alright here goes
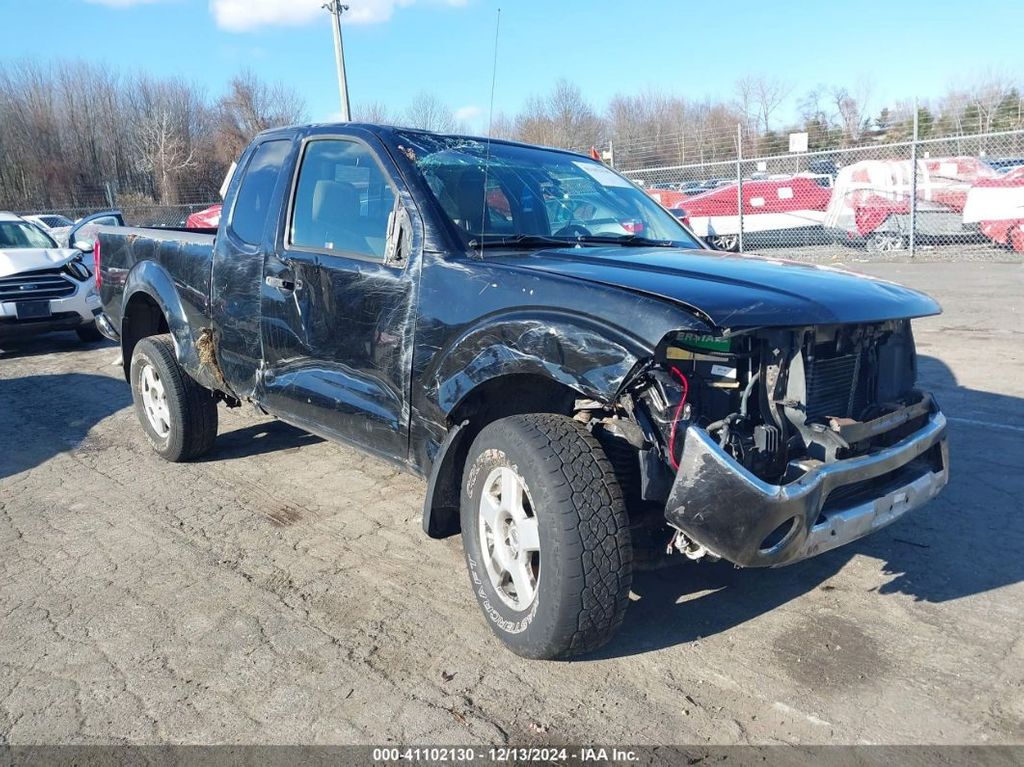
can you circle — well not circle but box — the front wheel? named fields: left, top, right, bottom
left=460, top=414, right=632, bottom=660
left=710, top=233, right=740, bottom=252
left=130, top=334, right=218, bottom=462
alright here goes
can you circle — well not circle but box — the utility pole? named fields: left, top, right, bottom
left=323, top=2, right=351, bottom=121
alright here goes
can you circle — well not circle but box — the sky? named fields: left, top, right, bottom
left=1, top=0, right=1021, bottom=132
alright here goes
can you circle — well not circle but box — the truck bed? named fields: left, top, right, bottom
left=96, top=225, right=218, bottom=379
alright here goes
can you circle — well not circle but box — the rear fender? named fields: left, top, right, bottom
left=121, top=261, right=216, bottom=389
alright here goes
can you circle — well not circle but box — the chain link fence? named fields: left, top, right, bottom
left=621, top=127, right=1024, bottom=260
left=10, top=126, right=1024, bottom=262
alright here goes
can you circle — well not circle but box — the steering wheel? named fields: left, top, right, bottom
left=554, top=223, right=592, bottom=238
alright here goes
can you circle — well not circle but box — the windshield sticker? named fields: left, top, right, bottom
left=572, top=161, right=632, bottom=188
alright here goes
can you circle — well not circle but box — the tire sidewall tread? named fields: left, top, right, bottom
left=461, top=413, right=632, bottom=660
left=129, top=334, right=217, bottom=462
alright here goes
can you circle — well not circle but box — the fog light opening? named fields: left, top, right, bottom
left=759, top=516, right=799, bottom=554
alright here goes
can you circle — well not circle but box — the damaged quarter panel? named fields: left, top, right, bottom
left=409, top=256, right=711, bottom=468
left=101, top=228, right=218, bottom=389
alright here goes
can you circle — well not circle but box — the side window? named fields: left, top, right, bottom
left=290, top=139, right=396, bottom=259
left=229, top=139, right=291, bottom=246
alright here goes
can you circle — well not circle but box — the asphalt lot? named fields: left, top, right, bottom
left=1, top=259, right=1022, bottom=746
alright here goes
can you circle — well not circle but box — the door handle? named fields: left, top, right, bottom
left=265, top=275, right=299, bottom=292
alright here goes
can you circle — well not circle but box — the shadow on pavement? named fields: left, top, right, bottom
left=597, top=355, right=1024, bottom=658
left=0, top=331, right=116, bottom=360
left=0, top=372, right=132, bottom=480
left=206, top=420, right=324, bottom=461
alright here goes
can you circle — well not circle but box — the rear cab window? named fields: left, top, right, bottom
left=228, top=139, right=292, bottom=246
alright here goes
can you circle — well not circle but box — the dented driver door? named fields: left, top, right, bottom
left=259, top=133, right=416, bottom=464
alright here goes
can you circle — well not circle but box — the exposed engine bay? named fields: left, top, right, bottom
left=581, top=319, right=945, bottom=567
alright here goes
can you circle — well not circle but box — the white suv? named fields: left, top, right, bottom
left=0, top=211, right=118, bottom=344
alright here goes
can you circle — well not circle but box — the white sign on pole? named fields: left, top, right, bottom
left=788, top=132, right=809, bottom=153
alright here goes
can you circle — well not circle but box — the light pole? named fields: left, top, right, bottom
left=323, top=2, right=351, bottom=121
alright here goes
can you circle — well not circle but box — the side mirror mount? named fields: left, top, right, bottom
left=74, top=239, right=95, bottom=253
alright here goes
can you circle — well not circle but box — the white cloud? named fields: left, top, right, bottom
left=211, top=0, right=467, bottom=32
left=454, top=105, right=482, bottom=123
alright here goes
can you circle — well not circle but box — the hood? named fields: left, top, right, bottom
left=486, top=247, right=940, bottom=328
left=0, top=248, right=81, bottom=279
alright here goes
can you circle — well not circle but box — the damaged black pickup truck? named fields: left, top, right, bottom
left=95, top=124, right=949, bottom=659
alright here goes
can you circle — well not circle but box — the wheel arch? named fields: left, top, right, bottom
left=419, top=307, right=709, bottom=539
left=422, top=373, right=587, bottom=539
left=120, top=261, right=212, bottom=388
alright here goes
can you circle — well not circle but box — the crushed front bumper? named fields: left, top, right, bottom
left=664, top=403, right=948, bottom=568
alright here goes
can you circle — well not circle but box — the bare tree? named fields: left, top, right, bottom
left=215, top=69, right=307, bottom=165
left=736, top=75, right=791, bottom=136
left=353, top=100, right=392, bottom=124
left=514, top=80, right=603, bottom=151
left=403, top=93, right=457, bottom=132
left=131, top=78, right=206, bottom=203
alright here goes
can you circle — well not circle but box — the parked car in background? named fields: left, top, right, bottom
left=824, top=157, right=997, bottom=252
left=984, top=157, right=1024, bottom=174
left=664, top=175, right=834, bottom=251
left=95, top=124, right=948, bottom=659
left=963, top=166, right=1024, bottom=252
left=185, top=204, right=223, bottom=229
left=23, top=213, right=74, bottom=231
left=645, top=181, right=706, bottom=210
left=0, top=212, right=106, bottom=343
left=48, top=210, right=124, bottom=249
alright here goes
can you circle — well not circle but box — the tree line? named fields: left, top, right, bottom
left=0, top=61, right=306, bottom=211
left=2, top=60, right=1022, bottom=212
left=361, top=73, right=1024, bottom=171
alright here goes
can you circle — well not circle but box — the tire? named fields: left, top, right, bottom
left=129, top=334, right=218, bottom=462
left=460, top=413, right=632, bottom=660
left=865, top=230, right=907, bottom=253
left=76, top=322, right=104, bottom=342
left=710, top=234, right=740, bottom=252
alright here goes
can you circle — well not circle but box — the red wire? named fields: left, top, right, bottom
left=667, top=367, right=689, bottom=471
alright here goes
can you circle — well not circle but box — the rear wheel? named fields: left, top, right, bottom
left=130, top=334, right=218, bottom=462
left=460, top=413, right=632, bottom=660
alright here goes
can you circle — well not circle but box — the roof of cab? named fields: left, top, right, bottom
left=254, top=122, right=593, bottom=162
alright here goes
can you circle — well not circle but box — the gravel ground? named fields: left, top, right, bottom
left=0, top=259, right=1022, bottom=746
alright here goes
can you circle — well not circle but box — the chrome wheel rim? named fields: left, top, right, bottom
left=139, top=362, right=171, bottom=438
left=714, top=234, right=739, bottom=251
left=478, top=466, right=541, bottom=611
left=872, top=232, right=905, bottom=252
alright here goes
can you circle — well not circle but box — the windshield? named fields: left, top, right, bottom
left=0, top=221, right=58, bottom=249
left=393, top=131, right=703, bottom=249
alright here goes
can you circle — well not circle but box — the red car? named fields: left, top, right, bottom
left=651, top=176, right=833, bottom=251
left=963, top=167, right=1024, bottom=252
left=824, top=157, right=997, bottom=252
left=186, top=204, right=222, bottom=229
